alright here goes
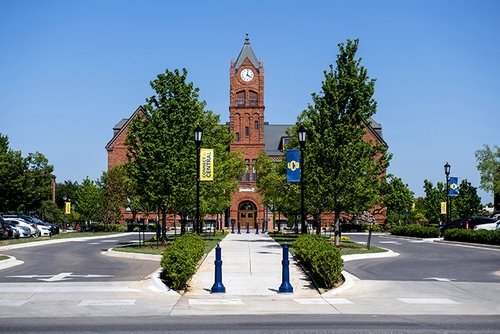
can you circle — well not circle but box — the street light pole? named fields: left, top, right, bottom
left=194, top=127, right=203, bottom=234
left=298, top=125, right=306, bottom=234
left=444, top=162, right=451, bottom=226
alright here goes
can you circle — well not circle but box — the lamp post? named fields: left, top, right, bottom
left=444, top=162, right=451, bottom=225
left=298, top=125, right=307, bottom=234
left=194, top=126, right=203, bottom=234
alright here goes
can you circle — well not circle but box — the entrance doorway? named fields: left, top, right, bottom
left=238, top=201, right=256, bottom=228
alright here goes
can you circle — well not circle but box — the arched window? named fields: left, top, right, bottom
left=254, top=120, right=259, bottom=130
left=249, top=91, right=258, bottom=106
left=245, top=126, right=250, bottom=136
left=236, top=91, right=245, bottom=106
left=235, top=132, right=240, bottom=142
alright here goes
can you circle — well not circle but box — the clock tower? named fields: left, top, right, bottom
left=229, top=34, right=266, bottom=229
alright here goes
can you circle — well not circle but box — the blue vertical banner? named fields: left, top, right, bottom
left=449, top=177, right=459, bottom=197
left=286, top=149, right=301, bottom=183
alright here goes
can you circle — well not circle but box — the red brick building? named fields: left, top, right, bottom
left=106, top=35, right=387, bottom=228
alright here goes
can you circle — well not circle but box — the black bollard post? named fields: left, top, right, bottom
left=237, top=222, right=241, bottom=234
left=231, top=220, right=235, bottom=234
left=246, top=222, right=250, bottom=234
left=211, top=244, right=226, bottom=293
left=255, top=222, right=259, bottom=234
left=262, top=220, right=266, bottom=233
left=278, top=244, right=293, bottom=293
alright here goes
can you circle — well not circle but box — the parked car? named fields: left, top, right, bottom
left=441, top=216, right=499, bottom=231
left=0, top=215, right=6, bottom=239
left=3, top=218, right=39, bottom=237
left=3, top=215, right=41, bottom=237
left=31, top=216, right=59, bottom=234
left=37, top=224, right=52, bottom=237
left=7, top=222, right=30, bottom=238
left=474, top=220, right=500, bottom=231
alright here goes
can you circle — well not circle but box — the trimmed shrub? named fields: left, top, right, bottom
left=160, top=233, right=205, bottom=290
left=390, top=224, right=440, bottom=238
left=92, top=223, right=127, bottom=232
left=444, top=229, right=500, bottom=245
left=293, top=235, right=343, bottom=289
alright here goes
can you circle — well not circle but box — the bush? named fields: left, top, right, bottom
left=444, top=229, right=500, bottom=245
left=293, top=235, right=343, bottom=289
left=160, top=233, right=205, bottom=290
left=390, top=224, right=440, bottom=238
left=91, top=223, right=127, bottom=232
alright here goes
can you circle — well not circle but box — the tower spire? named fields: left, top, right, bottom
left=235, top=33, right=259, bottom=69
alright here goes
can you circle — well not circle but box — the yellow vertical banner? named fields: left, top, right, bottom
left=65, top=201, right=71, bottom=214
left=440, top=202, right=447, bottom=215
left=200, top=148, right=214, bottom=181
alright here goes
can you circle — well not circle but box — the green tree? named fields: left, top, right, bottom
left=22, top=152, right=54, bottom=213
left=75, top=177, right=104, bottom=227
left=255, top=151, right=293, bottom=229
left=126, top=68, right=243, bottom=236
left=297, top=39, right=390, bottom=243
left=56, top=180, right=80, bottom=209
left=454, top=179, right=481, bottom=219
left=420, top=179, right=446, bottom=224
left=0, top=133, right=26, bottom=212
left=384, top=175, right=414, bottom=224
left=99, top=165, right=130, bottom=225
left=475, top=145, right=500, bottom=203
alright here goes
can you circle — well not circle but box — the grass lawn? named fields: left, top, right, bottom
left=0, top=255, right=8, bottom=261
left=269, top=232, right=385, bottom=256
left=113, top=231, right=228, bottom=256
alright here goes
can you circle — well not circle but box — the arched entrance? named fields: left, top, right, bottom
left=238, top=201, right=257, bottom=228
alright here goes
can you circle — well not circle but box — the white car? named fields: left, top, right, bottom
left=37, top=224, right=52, bottom=236
left=7, top=222, right=31, bottom=238
left=4, top=218, right=39, bottom=237
left=474, top=220, right=500, bottom=231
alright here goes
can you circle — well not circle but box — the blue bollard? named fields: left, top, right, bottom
left=278, top=244, right=293, bottom=293
left=255, top=222, right=259, bottom=234
left=237, top=222, right=241, bottom=234
left=246, top=222, right=250, bottom=234
left=211, top=244, right=226, bottom=293
left=231, top=221, right=235, bottom=234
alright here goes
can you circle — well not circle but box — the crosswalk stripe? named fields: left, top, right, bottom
left=79, top=299, right=136, bottom=306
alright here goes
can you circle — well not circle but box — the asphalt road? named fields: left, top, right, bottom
left=345, top=233, right=500, bottom=283
left=0, top=233, right=161, bottom=282
left=1, top=314, right=499, bottom=334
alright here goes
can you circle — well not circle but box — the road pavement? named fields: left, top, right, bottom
left=0, top=231, right=499, bottom=318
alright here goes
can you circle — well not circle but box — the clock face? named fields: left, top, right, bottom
left=240, top=68, right=254, bottom=82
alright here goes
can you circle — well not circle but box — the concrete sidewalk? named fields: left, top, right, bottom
left=185, top=231, right=317, bottom=297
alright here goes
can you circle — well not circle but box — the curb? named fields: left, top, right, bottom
left=0, top=255, right=24, bottom=270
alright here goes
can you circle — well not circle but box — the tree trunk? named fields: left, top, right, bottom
left=161, top=208, right=167, bottom=240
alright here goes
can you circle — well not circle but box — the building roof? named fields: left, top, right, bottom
left=264, top=124, right=291, bottom=156
left=234, top=34, right=260, bottom=69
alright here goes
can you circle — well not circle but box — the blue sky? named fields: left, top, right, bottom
left=0, top=0, right=498, bottom=204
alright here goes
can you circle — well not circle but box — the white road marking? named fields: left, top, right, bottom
left=423, top=277, right=457, bottom=282
left=79, top=299, right=135, bottom=306
left=0, top=300, right=26, bottom=307
left=99, top=240, right=119, bottom=243
left=7, top=272, right=114, bottom=282
left=189, top=299, right=244, bottom=305
left=294, top=298, right=328, bottom=305
left=398, top=298, right=460, bottom=304
left=379, top=241, right=402, bottom=245
left=324, top=298, right=354, bottom=304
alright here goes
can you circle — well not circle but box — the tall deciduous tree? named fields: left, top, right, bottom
left=454, top=179, right=482, bottom=218
left=297, top=39, right=390, bottom=243
left=384, top=175, right=414, bottom=224
left=126, top=68, right=243, bottom=236
left=420, top=179, right=445, bottom=225
left=75, top=177, right=104, bottom=227
left=475, top=145, right=499, bottom=207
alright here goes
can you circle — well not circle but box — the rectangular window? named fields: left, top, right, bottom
left=245, top=159, right=250, bottom=182
left=236, top=91, right=245, bottom=106
left=254, top=120, right=259, bottom=130
left=252, top=159, right=257, bottom=181
left=245, top=126, right=249, bottom=136
left=249, top=91, right=258, bottom=106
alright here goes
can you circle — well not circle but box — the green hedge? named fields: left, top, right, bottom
left=293, top=235, right=343, bottom=289
left=92, top=223, right=127, bottom=232
left=390, top=224, right=440, bottom=238
left=160, top=233, right=205, bottom=290
left=444, top=229, right=500, bottom=245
